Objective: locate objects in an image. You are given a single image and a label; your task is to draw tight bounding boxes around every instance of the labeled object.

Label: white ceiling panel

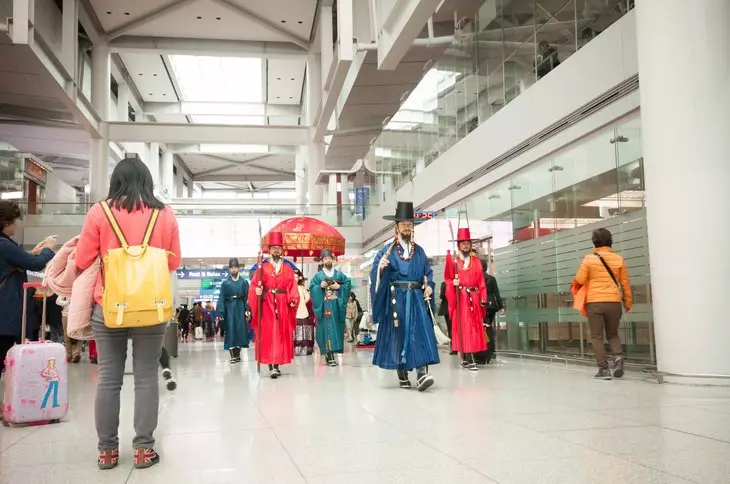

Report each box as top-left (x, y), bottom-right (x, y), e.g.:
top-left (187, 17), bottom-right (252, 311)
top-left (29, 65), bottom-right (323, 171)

top-left (120, 54), bottom-right (178, 102)
top-left (267, 59), bottom-right (306, 104)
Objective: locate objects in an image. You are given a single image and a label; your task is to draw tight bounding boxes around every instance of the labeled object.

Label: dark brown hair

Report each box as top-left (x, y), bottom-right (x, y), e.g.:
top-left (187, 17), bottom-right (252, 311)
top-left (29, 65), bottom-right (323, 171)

top-left (0, 200), bottom-right (21, 230)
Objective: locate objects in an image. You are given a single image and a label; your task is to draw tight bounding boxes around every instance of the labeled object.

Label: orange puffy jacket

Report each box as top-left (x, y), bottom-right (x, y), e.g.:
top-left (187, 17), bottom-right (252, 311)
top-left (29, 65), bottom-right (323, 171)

top-left (574, 247), bottom-right (633, 310)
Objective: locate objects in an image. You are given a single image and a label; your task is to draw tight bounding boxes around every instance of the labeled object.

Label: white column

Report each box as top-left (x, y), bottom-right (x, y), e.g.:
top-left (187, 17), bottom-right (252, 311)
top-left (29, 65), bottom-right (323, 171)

top-left (327, 173), bottom-right (338, 224)
top-left (61, 0), bottom-right (78, 77)
top-left (89, 138), bottom-right (109, 202)
top-left (90, 46), bottom-right (110, 121)
top-left (636, 0), bottom-right (730, 382)
top-left (116, 81), bottom-right (129, 122)
top-left (319, 6), bottom-right (333, 86)
top-left (295, 146), bottom-right (307, 211)
top-left (187, 178), bottom-right (194, 198)
top-left (415, 158), bottom-right (426, 175)
top-left (147, 142), bottom-right (160, 189)
top-left (305, 54), bottom-right (324, 213)
top-left (340, 174), bottom-right (351, 223)
top-left (160, 150), bottom-right (174, 200)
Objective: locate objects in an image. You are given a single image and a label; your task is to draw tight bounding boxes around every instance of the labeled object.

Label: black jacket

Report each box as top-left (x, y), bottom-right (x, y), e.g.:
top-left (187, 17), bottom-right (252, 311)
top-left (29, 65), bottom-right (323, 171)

top-left (485, 274), bottom-right (504, 314)
top-left (438, 281), bottom-right (449, 317)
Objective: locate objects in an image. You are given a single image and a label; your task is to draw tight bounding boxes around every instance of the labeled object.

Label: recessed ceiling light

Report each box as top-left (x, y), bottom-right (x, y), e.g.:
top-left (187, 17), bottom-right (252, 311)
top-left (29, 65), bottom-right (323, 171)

top-left (290, 77), bottom-right (295, 80)
top-left (281, 20), bottom-right (286, 23)
top-left (124, 12), bottom-right (130, 16)
top-left (297, 20), bottom-right (303, 24)
top-left (149, 93), bottom-right (153, 95)
top-left (277, 77), bottom-right (281, 80)
top-left (216, 17), bottom-right (222, 20)
top-left (153, 73), bottom-right (158, 77)
top-left (106, 11), bottom-right (111, 14)
top-left (196, 16), bottom-right (202, 19)
top-left (138, 73), bottom-right (143, 76)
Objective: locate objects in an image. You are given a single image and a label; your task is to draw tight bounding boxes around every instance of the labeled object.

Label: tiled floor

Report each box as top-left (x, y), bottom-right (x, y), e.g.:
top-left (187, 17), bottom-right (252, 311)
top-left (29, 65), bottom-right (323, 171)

top-left (2, 342), bottom-right (730, 484)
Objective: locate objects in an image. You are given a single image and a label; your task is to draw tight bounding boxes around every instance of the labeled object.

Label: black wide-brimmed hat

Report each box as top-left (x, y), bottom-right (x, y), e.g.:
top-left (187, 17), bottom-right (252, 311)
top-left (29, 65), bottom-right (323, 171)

top-left (228, 258), bottom-right (241, 268)
top-left (383, 201), bottom-right (416, 222)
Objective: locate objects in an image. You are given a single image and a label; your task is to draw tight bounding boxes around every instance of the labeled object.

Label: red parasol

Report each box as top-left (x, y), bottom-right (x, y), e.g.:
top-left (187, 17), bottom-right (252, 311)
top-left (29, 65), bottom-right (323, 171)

top-left (262, 217), bottom-right (346, 258)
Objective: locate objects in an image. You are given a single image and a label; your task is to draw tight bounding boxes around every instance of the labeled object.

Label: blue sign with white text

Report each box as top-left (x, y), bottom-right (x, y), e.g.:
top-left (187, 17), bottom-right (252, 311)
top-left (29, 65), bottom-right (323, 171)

top-left (176, 269), bottom-right (228, 280)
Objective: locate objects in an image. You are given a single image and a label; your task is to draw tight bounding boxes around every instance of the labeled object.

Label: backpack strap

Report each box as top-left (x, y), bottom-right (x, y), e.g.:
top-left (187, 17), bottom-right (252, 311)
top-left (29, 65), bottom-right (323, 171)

top-left (595, 252), bottom-right (624, 302)
top-left (100, 201), bottom-right (129, 249)
top-left (142, 209), bottom-right (161, 246)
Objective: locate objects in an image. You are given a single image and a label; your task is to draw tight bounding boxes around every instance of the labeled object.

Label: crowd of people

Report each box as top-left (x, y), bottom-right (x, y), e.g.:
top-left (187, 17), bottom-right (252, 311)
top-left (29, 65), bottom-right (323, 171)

top-left (0, 158), bottom-right (632, 471)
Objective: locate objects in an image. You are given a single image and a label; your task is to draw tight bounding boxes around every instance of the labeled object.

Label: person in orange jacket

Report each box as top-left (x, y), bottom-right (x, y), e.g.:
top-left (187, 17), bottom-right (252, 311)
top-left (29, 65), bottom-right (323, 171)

top-left (574, 228), bottom-right (633, 380)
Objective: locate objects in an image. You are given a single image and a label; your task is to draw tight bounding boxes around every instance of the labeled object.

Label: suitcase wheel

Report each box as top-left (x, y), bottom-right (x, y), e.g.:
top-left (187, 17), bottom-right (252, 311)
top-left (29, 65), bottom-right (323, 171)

top-left (51, 419), bottom-right (61, 424)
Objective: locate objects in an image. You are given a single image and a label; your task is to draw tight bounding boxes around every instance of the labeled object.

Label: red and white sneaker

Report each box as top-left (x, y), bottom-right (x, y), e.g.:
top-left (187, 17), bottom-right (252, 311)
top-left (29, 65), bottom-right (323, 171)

top-left (134, 447), bottom-right (160, 469)
top-left (98, 448), bottom-right (119, 470)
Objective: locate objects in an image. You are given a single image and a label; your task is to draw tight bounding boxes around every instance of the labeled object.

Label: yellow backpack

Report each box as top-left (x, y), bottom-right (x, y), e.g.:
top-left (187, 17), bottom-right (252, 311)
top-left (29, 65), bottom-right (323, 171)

top-left (100, 201), bottom-right (173, 328)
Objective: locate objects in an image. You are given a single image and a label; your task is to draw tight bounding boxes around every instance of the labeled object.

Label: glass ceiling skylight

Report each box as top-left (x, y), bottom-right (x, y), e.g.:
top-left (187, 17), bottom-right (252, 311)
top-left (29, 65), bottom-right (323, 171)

top-left (170, 56), bottom-right (263, 103)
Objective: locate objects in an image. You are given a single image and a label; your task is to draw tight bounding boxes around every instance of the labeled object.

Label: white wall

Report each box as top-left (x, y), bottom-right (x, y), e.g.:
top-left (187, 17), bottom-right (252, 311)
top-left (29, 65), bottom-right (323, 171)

top-left (44, 171), bottom-right (78, 203)
top-left (362, 11), bottom-right (639, 248)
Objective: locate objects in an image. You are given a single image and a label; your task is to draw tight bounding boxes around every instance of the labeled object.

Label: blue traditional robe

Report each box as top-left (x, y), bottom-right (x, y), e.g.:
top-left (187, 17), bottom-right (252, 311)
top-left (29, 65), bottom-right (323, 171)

top-left (370, 242), bottom-right (440, 370)
top-left (216, 276), bottom-right (250, 350)
top-left (309, 269), bottom-right (352, 354)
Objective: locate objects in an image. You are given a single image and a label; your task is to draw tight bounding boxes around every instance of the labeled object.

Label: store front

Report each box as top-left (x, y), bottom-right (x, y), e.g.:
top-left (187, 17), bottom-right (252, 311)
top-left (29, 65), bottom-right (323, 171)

top-left (0, 151), bottom-right (51, 214)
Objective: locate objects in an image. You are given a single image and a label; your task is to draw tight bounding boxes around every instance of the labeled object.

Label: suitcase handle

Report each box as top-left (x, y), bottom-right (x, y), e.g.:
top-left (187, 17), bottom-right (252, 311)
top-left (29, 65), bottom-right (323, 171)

top-left (22, 282), bottom-right (47, 343)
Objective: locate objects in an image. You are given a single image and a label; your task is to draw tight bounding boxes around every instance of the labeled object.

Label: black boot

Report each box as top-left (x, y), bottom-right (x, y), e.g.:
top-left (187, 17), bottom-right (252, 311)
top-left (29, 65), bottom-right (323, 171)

top-left (235, 347), bottom-right (242, 362)
top-left (271, 364), bottom-right (281, 379)
top-left (416, 366), bottom-right (434, 392)
top-left (229, 349), bottom-right (236, 363)
top-left (396, 369), bottom-right (411, 389)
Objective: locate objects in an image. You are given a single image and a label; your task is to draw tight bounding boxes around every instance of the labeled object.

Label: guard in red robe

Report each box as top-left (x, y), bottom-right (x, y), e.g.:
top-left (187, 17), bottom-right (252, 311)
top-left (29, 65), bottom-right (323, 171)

top-left (248, 231), bottom-right (299, 379)
top-left (444, 227), bottom-right (488, 371)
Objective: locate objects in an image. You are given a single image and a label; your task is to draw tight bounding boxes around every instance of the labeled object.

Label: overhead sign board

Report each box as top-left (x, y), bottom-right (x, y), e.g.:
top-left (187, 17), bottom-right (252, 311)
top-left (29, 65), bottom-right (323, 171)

top-left (176, 269), bottom-right (228, 280)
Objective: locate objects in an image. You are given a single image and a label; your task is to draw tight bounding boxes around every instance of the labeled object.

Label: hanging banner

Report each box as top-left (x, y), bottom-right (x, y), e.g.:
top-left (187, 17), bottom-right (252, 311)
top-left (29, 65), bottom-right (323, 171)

top-left (354, 187), bottom-right (370, 217)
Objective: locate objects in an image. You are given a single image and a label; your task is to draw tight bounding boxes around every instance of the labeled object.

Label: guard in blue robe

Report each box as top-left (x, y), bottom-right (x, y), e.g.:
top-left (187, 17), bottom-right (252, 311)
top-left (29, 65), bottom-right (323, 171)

top-left (370, 202), bottom-right (439, 391)
top-left (309, 248), bottom-right (352, 366)
top-left (216, 258), bottom-right (250, 363)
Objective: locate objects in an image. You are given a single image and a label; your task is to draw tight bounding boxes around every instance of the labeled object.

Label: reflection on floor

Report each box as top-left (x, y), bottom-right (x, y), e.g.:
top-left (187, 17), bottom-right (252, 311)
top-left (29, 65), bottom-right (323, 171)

top-left (2, 342), bottom-right (730, 484)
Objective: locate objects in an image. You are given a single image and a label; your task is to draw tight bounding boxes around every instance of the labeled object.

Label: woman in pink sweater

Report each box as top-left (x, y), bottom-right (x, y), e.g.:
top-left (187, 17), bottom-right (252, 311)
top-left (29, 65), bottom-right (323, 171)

top-left (76, 156), bottom-right (181, 471)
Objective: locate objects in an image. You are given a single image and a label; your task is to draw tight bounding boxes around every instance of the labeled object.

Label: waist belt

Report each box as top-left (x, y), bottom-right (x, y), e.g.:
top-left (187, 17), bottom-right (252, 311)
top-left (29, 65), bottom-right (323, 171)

top-left (458, 286), bottom-right (479, 293)
top-left (270, 289), bottom-right (286, 294)
top-left (391, 282), bottom-right (421, 290)
top-left (227, 295), bottom-right (243, 300)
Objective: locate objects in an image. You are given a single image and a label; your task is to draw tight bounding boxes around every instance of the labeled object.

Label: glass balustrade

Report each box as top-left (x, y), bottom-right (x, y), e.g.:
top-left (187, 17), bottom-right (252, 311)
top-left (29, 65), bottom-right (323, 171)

top-left (361, 0), bottom-right (636, 214)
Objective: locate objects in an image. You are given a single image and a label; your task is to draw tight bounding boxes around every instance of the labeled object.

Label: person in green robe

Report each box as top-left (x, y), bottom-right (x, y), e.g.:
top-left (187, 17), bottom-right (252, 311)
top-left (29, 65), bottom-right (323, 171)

top-left (216, 258), bottom-right (250, 363)
top-left (309, 249), bottom-right (352, 366)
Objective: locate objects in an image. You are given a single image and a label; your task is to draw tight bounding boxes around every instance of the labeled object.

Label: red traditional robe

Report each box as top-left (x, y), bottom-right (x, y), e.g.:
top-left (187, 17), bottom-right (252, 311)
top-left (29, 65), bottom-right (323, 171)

top-left (444, 253), bottom-right (488, 353)
top-left (248, 260), bottom-right (299, 365)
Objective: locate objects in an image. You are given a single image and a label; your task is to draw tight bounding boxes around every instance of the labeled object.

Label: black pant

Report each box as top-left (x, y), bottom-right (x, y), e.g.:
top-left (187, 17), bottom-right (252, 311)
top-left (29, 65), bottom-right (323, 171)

top-left (474, 313), bottom-right (496, 364)
top-left (159, 346), bottom-right (170, 369)
top-left (0, 335), bottom-right (21, 375)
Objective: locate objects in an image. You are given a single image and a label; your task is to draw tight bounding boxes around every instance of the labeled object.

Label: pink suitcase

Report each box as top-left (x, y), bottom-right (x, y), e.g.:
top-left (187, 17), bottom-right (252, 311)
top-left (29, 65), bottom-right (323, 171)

top-left (2, 282), bottom-right (68, 426)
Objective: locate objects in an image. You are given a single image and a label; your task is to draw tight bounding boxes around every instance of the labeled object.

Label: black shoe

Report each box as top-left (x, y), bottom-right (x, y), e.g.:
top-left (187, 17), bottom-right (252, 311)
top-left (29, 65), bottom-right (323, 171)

top-left (166, 377), bottom-right (177, 391)
top-left (416, 373), bottom-right (434, 392)
top-left (271, 365), bottom-right (281, 379)
top-left (161, 368), bottom-right (172, 379)
top-left (613, 356), bottom-right (625, 378)
top-left (467, 362), bottom-right (478, 372)
top-left (397, 370), bottom-right (411, 389)
top-left (449, 350), bottom-right (458, 355)
top-left (594, 369), bottom-right (612, 380)
top-left (327, 353), bottom-right (337, 367)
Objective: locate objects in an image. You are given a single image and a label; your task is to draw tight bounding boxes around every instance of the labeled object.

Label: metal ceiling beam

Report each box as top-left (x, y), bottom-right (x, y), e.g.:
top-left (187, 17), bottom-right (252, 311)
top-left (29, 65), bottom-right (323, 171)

top-left (107, 36), bottom-right (307, 58)
top-left (377, 0), bottom-right (442, 70)
top-left (106, 0), bottom-right (200, 41)
top-left (195, 154), bottom-right (272, 176)
top-left (194, 174), bottom-right (292, 182)
top-left (106, 122), bottom-right (309, 145)
top-left (143, 102), bottom-right (301, 117)
top-left (211, 0), bottom-right (309, 50)
top-left (168, 144), bottom-right (297, 154)
top-left (78, 0), bottom-right (104, 45)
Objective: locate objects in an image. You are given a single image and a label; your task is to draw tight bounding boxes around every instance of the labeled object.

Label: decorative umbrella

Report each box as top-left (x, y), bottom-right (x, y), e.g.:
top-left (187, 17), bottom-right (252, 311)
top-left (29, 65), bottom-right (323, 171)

top-left (262, 217), bottom-right (346, 259)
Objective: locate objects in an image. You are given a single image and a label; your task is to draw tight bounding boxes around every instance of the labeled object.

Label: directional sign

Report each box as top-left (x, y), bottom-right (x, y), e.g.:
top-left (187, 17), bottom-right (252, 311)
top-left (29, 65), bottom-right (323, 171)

top-left (176, 269), bottom-right (228, 280)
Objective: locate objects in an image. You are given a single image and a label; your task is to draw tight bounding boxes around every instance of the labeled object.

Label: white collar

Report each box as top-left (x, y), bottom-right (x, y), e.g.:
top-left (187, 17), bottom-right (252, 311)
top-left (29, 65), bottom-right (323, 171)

top-left (459, 253), bottom-right (471, 269)
top-left (322, 267), bottom-right (335, 278)
top-left (270, 258), bottom-right (282, 272)
top-left (398, 237), bottom-right (411, 255)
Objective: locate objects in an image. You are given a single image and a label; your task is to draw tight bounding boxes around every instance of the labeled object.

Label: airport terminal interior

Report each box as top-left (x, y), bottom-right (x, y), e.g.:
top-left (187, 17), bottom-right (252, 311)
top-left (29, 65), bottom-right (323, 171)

top-left (1, 0), bottom-right (729, 482)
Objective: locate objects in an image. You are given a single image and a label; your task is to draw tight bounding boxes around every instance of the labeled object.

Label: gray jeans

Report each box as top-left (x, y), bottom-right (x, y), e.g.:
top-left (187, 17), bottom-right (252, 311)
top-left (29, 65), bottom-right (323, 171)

top-left (92, 305), bottom-right (166, 451)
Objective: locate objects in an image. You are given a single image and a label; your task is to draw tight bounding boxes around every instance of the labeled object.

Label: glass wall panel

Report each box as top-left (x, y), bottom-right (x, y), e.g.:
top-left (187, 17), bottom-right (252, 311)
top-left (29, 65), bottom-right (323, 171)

top-left (448, 115), bottom-right (654, 366)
